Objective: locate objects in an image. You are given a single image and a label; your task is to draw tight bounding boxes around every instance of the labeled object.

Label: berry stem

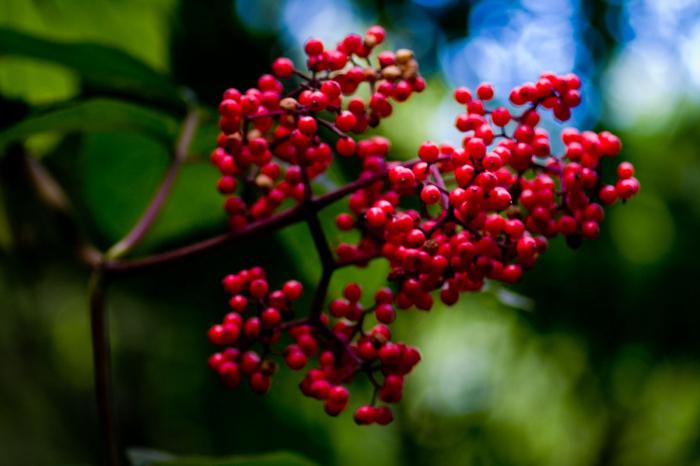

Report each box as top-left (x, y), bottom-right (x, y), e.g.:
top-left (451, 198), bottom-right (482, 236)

top-left (106, 109), bottom-right (200, 260)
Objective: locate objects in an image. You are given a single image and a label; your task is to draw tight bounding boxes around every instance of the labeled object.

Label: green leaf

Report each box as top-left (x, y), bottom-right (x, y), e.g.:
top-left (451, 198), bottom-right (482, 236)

top-left (0, 27), bottom-right (183, 105)
top-left (128, 450), bottom-right (318, 466)
top-left (0, 98), bottom-right (179, 152)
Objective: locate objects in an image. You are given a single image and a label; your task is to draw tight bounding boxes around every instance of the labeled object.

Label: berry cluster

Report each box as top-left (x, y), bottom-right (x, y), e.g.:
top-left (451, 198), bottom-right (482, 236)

top-left (208, 269), bottom-right (419, 424)
top-left (210, 25), bottom-right (425, 229)
top-left (207, 27), bottom-right (639, 426)
top-left (208, 267), bottom-right (304, 392)
top-left (334, 73), bottom-right (639, 307)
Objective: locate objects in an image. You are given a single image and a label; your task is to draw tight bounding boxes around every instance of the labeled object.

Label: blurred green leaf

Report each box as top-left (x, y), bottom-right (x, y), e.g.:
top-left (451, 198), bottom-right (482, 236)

top-left (129, 450), bottom-right (318, 466)
top-left (0, 27), bottom-right (183, 105)
top-left (0, 98), bottom-right (178, 152)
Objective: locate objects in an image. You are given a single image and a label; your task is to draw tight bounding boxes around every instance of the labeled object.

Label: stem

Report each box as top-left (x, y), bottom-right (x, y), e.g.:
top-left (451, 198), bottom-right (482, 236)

top-left (106, 109), bottom-right (200, 259)
top-left (89, 269), bottom-right (119, 466)
top-left (104, 157), bottom-right (451, 275)
top-left (105, 203), bottom-right (306, 274)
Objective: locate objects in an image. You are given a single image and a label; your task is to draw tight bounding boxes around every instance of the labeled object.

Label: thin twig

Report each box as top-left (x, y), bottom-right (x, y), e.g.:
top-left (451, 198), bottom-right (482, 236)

top-left (106, 109), bottom-right (200, 259)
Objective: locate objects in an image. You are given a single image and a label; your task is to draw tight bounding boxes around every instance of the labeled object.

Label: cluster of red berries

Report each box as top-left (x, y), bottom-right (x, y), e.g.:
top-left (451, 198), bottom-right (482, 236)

top-left (208, 268), bottom-right (419, 425)
top-left (333, 73), bottom-right (639, 307)
top-left (210, 25), bottom-right (425, 229)
top-left (207, 267), bottom-right (304, 393)
top-left (208, 27), bottom-right (640, 426)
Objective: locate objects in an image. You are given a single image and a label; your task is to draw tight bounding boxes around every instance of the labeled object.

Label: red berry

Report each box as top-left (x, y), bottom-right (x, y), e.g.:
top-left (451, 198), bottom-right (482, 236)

top-left (283, 280), bottom-right (303, 301)
top-left (272, 57), bottom-right (294, 77)
top-left (454, 87), bottom-right (472, 104)
top-left (335, 111), bottom-right (357, 132)
top-left (304, 38), bottom-right (324, 56)
top-left (476, 83), bottom-right (495, 100)
top-left (418, 141), bottom-right (440, 163)
top-left (420, 185), bottom-right (441, 205)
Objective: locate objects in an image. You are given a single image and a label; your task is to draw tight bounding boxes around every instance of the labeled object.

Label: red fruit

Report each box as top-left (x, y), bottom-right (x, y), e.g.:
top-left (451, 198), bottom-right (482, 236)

top-left (335, 111), bottom-right (357, 132)
top-left (476, 83), bottom-right (495, 100)
top-left (304, 38), bottom-right (324, 56)
top-left (454, 87), bottom-right (472, 104)
top-left (249, 279), bottom-right (269, 298)
top-left (336, 137), bottom-right (357, 156)
top-left (272, 57), bottom-right (294, 77)
top-left (420, 185), bottom-right (442, 205)
top-left (284, 350), bottom-right (307, 370)
top-left (418, 141), bottom-right (440, 163)
top-left (375, 304), bottom-right (396, 324)
top-left (250, 371), bottom-right (272, 393)
top-left (261, 307), bottom-right (281, 328)
top-left (283, 280), bottom-right (303, 301)
top-left (354, 405), bottom-right (377, 425)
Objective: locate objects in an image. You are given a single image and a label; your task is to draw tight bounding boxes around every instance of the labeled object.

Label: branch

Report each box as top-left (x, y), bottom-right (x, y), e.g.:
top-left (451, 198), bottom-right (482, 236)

top-left (89, 269), bottom-right (120, 466)
top-left (105, 203), bottom-right (306, 275)
top-left (106, 109), bottom-right (200, 259)
top-left (104, 157), bottom-right (450, 275)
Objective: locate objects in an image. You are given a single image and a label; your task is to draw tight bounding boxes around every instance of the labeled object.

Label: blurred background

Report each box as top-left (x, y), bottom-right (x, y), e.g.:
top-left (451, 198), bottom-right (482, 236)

top-left (1, 0), bottom-right (699, 465)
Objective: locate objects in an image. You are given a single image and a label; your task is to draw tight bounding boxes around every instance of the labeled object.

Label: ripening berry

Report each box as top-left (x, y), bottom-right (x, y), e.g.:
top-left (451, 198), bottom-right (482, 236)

top-left (476, 83), bottom-right (495, 100)
top-left (418, 141), bottom-right (440, 163)
top-left (365, 25), bottom-right (386, 46)
top-left (272, 57), bottom-right (294, 77)
top-left (420, 184), bottom-right (441, 205)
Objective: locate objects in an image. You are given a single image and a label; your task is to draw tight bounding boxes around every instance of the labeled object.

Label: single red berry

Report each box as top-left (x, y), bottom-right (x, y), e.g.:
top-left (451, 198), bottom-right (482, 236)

top-left (304, 38), bottom-right (324, 56)
top-left (249, 279), bottom-right (269, 298)
top-left (454, 87), bottom-right (472, 104)
top-left (420, 184), bottom-right (442, 205)
top-left (272, 57), bottom-right (294, 78)
top-left (261, 307), bottom-right (281, 328)
top-left (476, 83), bottom-right (495, 100)
top-left (335, 111), bottom-right (357, 132)
top-left (336, 137), bottom-right (357, 156)
top-left (282, 280), bottom-right (303, 301)
top-left (354, 405), bottom-right (377, 425)
top-left (344, 283), bottom-right (362, 302)
top-left (491, 107), bottom-right (511, 126)
top-left (418, 141), bottom-right (440, 163)
top-left (617, 161), bottom-right (635, 179)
